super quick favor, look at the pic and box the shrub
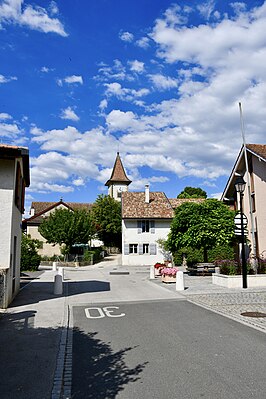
[83,248,103,263]
[214,259,238,275]
[21,234,41,271]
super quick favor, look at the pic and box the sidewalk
[0,256,266,399]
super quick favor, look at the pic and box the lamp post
[234,176,247,289]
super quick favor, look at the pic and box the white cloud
[0,122,20,137]
[40,66,53,73]
[57,75,83,86]
[197,0,216,20]
[0,74,17,83]
[0,112,12,120]
[0,0,67,36]
[148,74,178,90]
[99,99,108,111]
[119,31,134,42]
[104,82,149,101]
[136,37,150,49]
[49,1,59,16]
[106,110,136,131]
[72,178,84,186]
[60,106,80,121]
[128,60,145,73]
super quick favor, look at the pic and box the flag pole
[238,102,257,271]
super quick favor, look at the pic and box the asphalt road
[72,299,266,399]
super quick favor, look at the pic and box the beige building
[221,144,266,259]
[0,145,30,308]
[23,201,94,257]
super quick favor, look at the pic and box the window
[251,193,256,212]
[143,244,149,254]
[142,220,149,232]
[15,162,25,212]
[117,191,122,198]
[129,244,138,254]
[138,220,155,234]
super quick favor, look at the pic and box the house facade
[121,184,203,266]
[221,144,266,259]
[0,145,30,308]
[23,201,95,257]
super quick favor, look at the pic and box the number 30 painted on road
[85,306,125,319]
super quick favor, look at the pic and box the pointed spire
[105,152,131,186]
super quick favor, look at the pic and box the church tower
[105,152,131,201]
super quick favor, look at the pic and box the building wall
[122,219,171,266]
[250,156,266,257]
[0,158,24,308]
[108,183,128,202]
[27,225,62,257]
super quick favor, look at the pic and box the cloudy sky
[1,0,265,213]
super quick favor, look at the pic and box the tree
[38,208,96,254]
[21,234,41,271]
[167,199,235,262]
[92,194,122,249]
[177,186,207,199]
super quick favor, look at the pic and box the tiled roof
[24,201,93,225]
[247,144,266,161]
[31,201,92,214]
[105,152,131,186]
[122,192,206,219]
[122,191,174,219]
[169,198,205,208]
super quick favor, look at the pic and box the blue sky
[1,0,266,213]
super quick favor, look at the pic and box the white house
[221,144,266,260]
[121,184,203,266]
[0,145,30,308]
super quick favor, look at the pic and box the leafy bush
[83,248,103,263]
[257,258,266,274]
[21,234,41,271]
[173,244,235,266]
[214,259,239,275]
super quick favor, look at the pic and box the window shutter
[150,220,155,234]
[137,220,142,234]
[124,244,129,255]
[139,244,143,255]
[150,243,157,255]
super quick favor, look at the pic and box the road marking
[85,306,125,319]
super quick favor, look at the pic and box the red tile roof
[247,144,266,161]
[105,152,131,186]
[24,201,93,225]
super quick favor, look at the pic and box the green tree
[167,199,235,262]
[21,234,41,271]
[177,186,207,199]
[38,208,96,254]
[92,194,122,249]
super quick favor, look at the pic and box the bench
[187,263,215,275]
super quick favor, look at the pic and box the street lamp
[234,176,247,288]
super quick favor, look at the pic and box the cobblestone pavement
[185,291,266,333]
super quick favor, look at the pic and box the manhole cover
[241,312,266,318]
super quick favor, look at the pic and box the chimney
[145,184,150,203]
[30,207,35,216]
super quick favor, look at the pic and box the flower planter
[154,267,163,277]
[212,273,266,288]
[161,274,176,283]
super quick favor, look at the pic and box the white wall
[0,158,24,308]
[108,183,128,202]
[122,219,171,266]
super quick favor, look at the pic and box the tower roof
[105,152,131,186]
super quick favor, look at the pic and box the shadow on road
[72,327,148,399]
[0,310,61,399]
[9,280,110,307]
